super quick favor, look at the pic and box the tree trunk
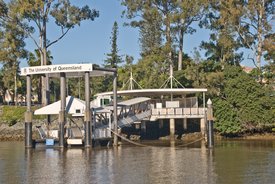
[178,29,184,71]
[41,17,49,106]
[14,74,17,106]
[167,18,173,89]
[256,0,264,83]
[39,32,46,105]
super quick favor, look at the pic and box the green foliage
[262,61,275,87]
[1,0,99,105]
[213,65,275,135]
[205,0,274,75]
[0,105,44,125]
[138,8,163,56]
[214,98,241,135]
[134,48,168,88]
[27,49,53,102]
[263,33,275,61]
[104,21,123,68]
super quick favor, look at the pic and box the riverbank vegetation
[0,106,44,126]
[0,1,274,137]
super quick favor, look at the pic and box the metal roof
[118,97,151,106]
[96,88,207,97]
[102,97,151,111]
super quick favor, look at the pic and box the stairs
[118,110,151,127]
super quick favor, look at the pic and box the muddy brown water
[0,139,275,184]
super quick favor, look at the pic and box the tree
[172,0,207,70]
[200,0,245,67]
[200,32,243,67]
[104,21,123,68]
[138,8,163,57]
[216,0,274,80]
[0,70,4,103]
[262,60,275,87]
[214,65,275,136]
[263,33,275,62]
[134,50,168,89]
[27,49,53,102]
[0,2,27,104]
[122,0,177,81]
[2,0,99,105]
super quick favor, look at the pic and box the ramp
[71,127,83,138]
[36,126,47,139]
[118,110,151,127]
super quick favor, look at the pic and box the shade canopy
[96,88,207,97]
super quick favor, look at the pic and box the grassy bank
[0,105,44,126]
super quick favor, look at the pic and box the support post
[200,118,205,136]
[159,119,164,129]
[59,72,66,148]
[113,72,118,146]
[141,121,146,136]
[207,99,214,148]
[84,72,91,148]
[183,118,187,132]
[25,75,33,148]
[170,118,175,140]
[46,74,51,136]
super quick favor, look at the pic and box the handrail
[151,107,205,116]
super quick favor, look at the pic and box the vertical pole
[203,92,207,139]
[170,63,173,101]
[108,113,112,137]
[130,70,133,90]
[203,92,205,110]
[207,99,214,148]
[59,72,66,148]
[14,74,17,106]
[113,72,118,146]
[200,118,205,135]
[84,72,91,148]
[25,75,33,148]
[46,76,50,138]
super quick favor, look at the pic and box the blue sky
[22,0,255,68]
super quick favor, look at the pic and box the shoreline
[1,122,275,142]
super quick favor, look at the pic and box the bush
[213,65,275,136]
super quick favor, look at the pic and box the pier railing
[151,107,206,120]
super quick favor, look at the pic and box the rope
[176,137,204,147]
[107,128,204,148]
[108,128,150,147]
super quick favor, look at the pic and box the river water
[0,140,275,184]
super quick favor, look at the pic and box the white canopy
[96,88,207,97]
[34,96,86,115]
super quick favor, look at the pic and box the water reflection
[213,140,275,184]
[1,140,275,184]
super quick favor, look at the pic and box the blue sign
[46,139,54,146]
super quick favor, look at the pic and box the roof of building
[34,96,88,115]
[96,88,207,97]
[118,97,151,106]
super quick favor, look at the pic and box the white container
[166,101,180,108]
[156,103,162,108]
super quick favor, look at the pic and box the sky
[22,0,255,68]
